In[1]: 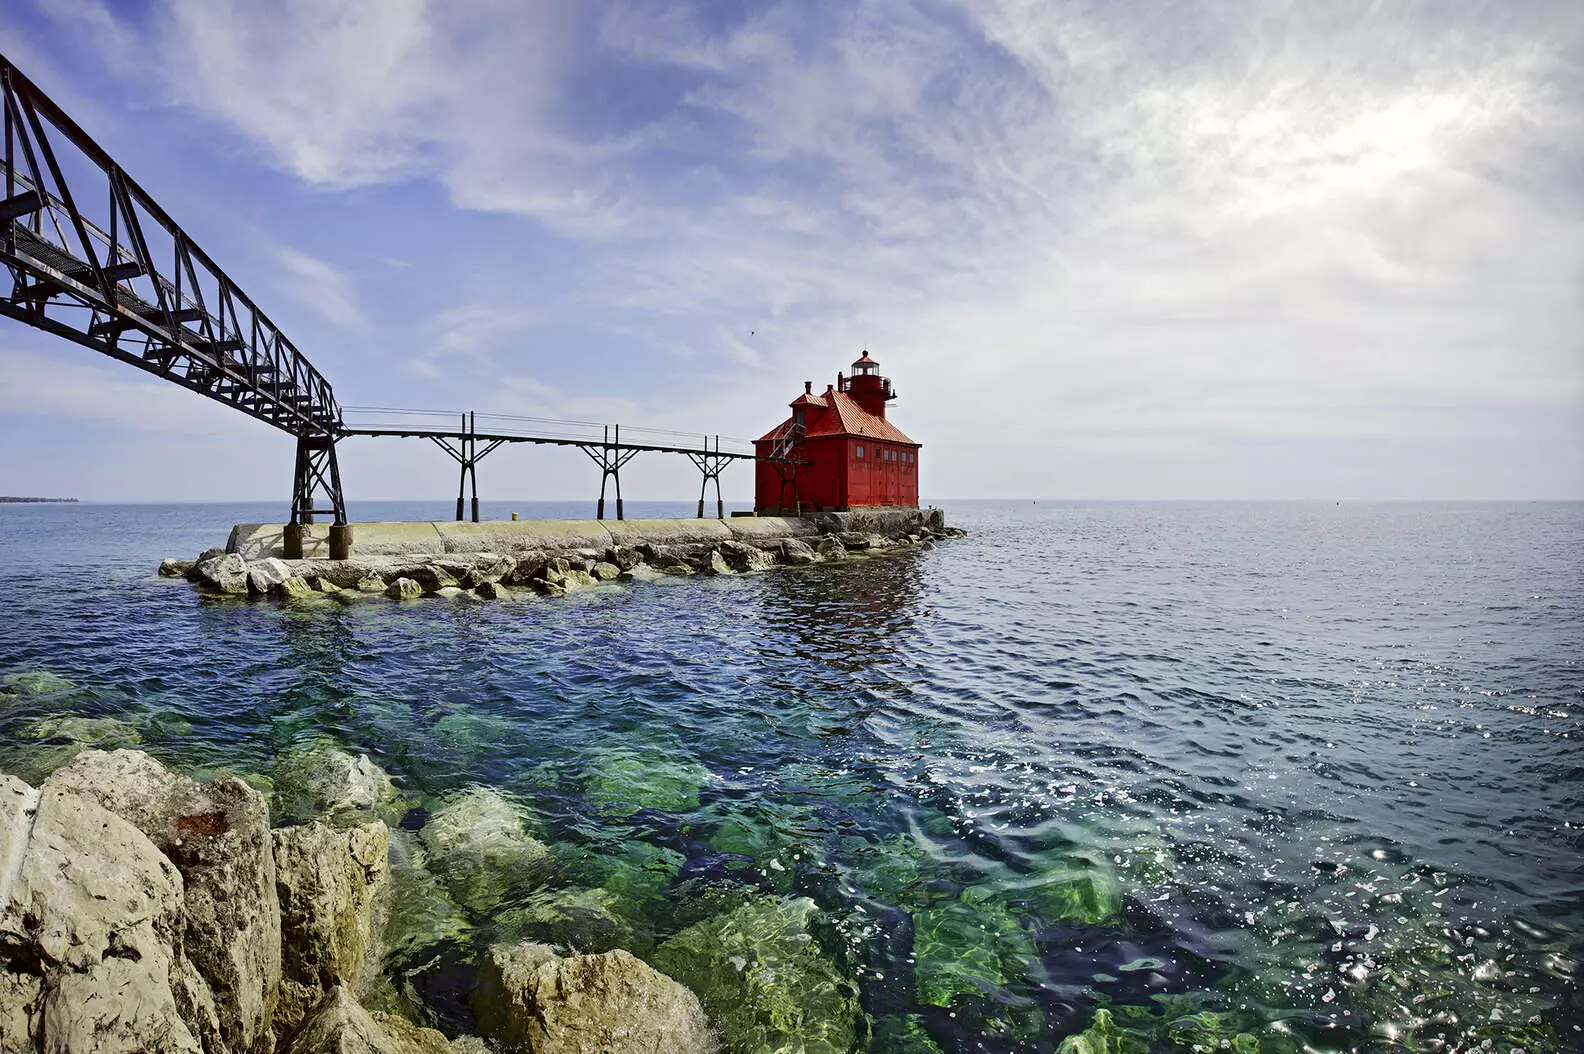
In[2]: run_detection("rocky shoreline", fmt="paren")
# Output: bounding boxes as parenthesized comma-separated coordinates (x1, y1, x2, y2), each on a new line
(160, 511, 965, 603)
(0, 743, 864, 1053)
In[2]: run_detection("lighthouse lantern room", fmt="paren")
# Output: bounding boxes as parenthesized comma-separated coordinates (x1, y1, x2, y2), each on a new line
(755, 351, 920, 514)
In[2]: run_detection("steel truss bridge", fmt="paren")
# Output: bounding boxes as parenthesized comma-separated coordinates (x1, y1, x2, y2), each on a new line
(0, 53, 794, 555)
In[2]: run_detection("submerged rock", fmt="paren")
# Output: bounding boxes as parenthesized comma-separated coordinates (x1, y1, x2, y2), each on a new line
(1057, 1008, 1133, 1054)
(44, 749, 282, 1054)
(1, 669, 76, 695)
(473, 942, 717, 1054)
(19, 713, 143, 748)
(272, 821, 391, 1036)
(651, 896, 857, 1054)
(160, 557, 196, 577)
(418, 785, 552, 913)
(912, 887, 1037, 1010)
(572, 839, 686, 918)
(872, 1014, 947, 1054)
(494, 887, 638, 955)
(0, 773, 202, 1053)
(273, 746, 403, 827)
(582, 745, 709, 818)
(382, 843, 473, 962)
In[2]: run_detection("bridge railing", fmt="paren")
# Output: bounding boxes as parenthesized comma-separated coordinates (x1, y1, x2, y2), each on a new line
(0, 53, 340, 437)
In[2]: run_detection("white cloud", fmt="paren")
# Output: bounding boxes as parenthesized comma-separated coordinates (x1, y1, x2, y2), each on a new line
(25, 0, 1584, 497)
(272, 245, 369, 331)
(0, 340, 267, 436)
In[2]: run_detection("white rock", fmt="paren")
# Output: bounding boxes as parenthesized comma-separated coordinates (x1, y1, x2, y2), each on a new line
(45, 749, 282, 1054)
(271, 821, 391, 1037)
(1, 773, 202, 1053)
(473, 943, 717, 1054)
(246, 557, 293, 595)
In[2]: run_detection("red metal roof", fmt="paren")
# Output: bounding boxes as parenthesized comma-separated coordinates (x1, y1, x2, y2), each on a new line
(758, 388, 917, 445)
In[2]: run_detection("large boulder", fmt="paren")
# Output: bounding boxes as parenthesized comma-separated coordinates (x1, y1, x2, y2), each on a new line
(605, 546, 642, 572)
(460, 555, 516, 589)
(247, 557, 294, 595)
(272, 821, 391, 1036)
(282, 986, 459, 1054)
(274, 575, 320, 601)
(780, 538, 818, 565)
(417, 786, 551, 913)
(159, 557, 195, 577)
(652, 896, 858, 1054)
(272, 746, 403, 827)
(718, 541, 774, 572)
(473, 943, 717, 1054)
(815, 536, 846, 561)
(193, 552, 249, 595)
(0, 773, 203, 1053)
(560, 569, 597, 591)
(405, 565, 459, 594)
(44, 749, 282, 1054)
(385, 578, 423, 601)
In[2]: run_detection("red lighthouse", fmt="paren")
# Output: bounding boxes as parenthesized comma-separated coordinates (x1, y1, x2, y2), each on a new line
(755, 351, 920, 513)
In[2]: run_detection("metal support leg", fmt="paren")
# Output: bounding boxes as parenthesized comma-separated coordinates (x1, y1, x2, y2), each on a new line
(433, 412, 500, 525)
(288, 432, 349, 558)
(584, 424, 638, 524)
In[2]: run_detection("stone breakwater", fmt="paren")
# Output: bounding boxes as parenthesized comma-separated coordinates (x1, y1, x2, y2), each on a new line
(0, 746, 761, 1052)
(159, 509, 963, 602)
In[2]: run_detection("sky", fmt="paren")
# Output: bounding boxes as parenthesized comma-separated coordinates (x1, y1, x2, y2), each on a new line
(0, 0, 1580, 503)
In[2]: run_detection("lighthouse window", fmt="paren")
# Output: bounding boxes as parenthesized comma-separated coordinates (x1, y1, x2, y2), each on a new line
(856, 445, 864, 458)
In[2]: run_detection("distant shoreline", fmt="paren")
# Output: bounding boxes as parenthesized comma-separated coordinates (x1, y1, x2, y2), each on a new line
(0, 496, 79, 503)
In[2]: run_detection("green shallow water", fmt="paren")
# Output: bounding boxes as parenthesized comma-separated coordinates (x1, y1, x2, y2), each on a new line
(0, 499, 1579, 1051)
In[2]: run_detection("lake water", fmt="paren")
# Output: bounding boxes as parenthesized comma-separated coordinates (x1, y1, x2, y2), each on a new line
(0, 500, 1578, 1052)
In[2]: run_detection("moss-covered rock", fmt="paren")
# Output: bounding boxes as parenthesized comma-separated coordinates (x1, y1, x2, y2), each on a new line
(651, 895, 858, 1054)
(693, 800, 821, 892)
(474, 943, 717, 1054)
(1058, 1009, 1146, 1054)
(19, 714, 144, 748)
(418, 785, 552, 913)
(871, 1013, 946, 1053)
(1, 669, 76, 695)
(272, 744, 406, 827)
(912, 887, 1038, 1008)
(494, 887, 638, 956)
(582, 746, 709, 818)
(571, 838, 685, 917)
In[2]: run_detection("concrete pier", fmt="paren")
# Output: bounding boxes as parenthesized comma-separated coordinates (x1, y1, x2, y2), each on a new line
(227, 509, 941, 561)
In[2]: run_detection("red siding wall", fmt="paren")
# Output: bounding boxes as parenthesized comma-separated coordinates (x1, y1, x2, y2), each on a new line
(755, 434, 919, 512)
